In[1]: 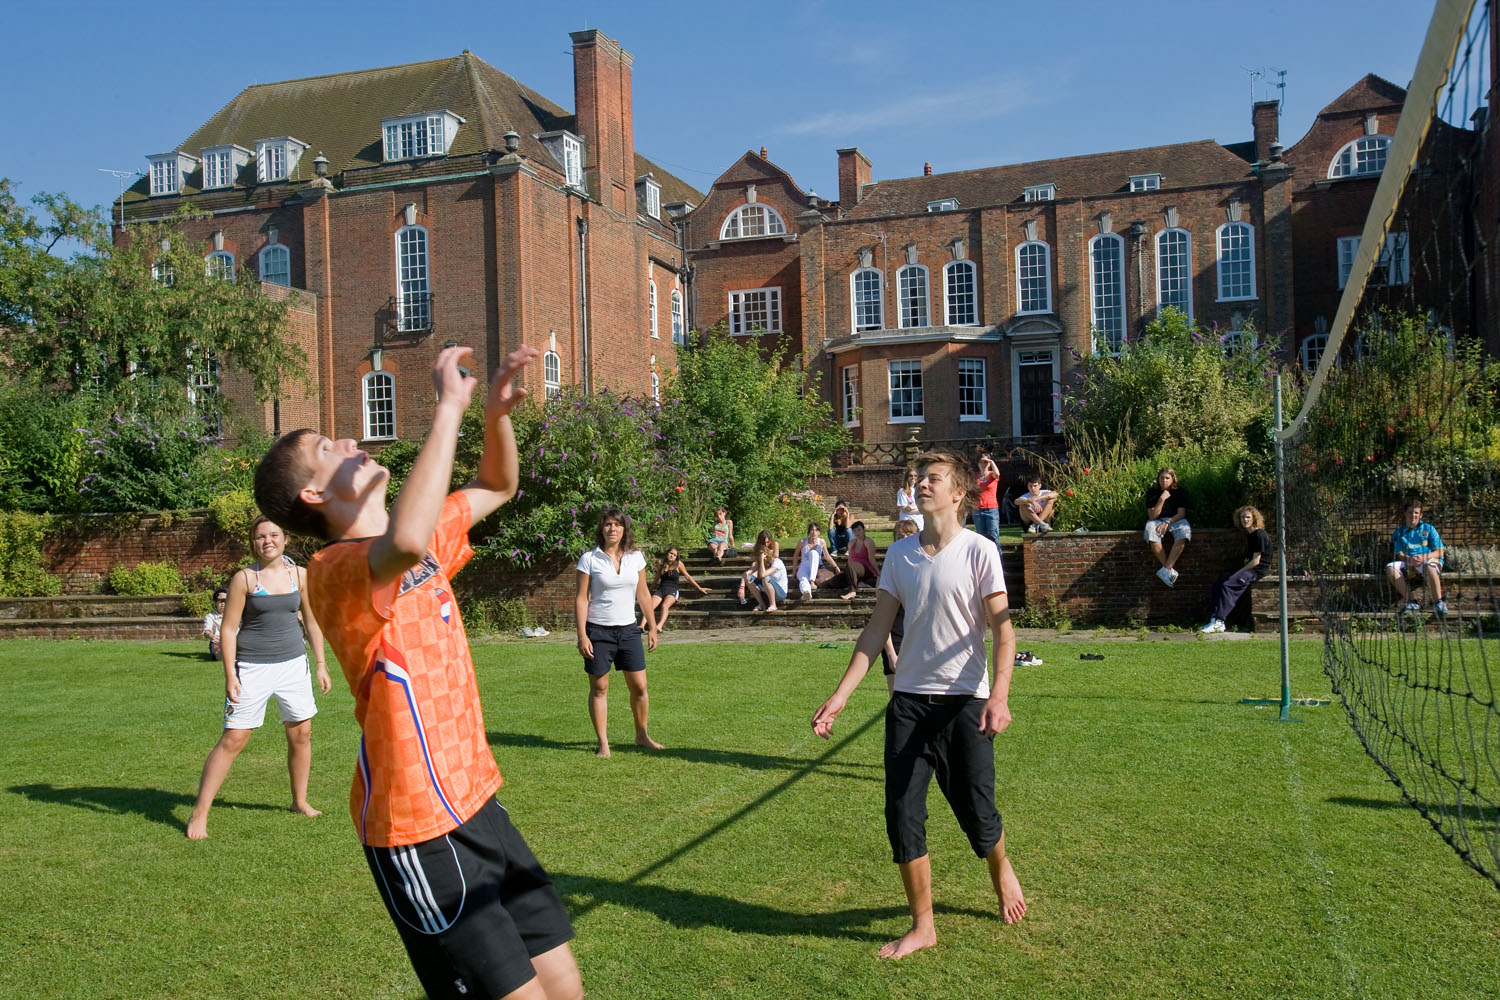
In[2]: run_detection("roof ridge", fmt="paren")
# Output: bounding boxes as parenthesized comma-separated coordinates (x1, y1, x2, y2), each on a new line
(878, 139, 1233, 186)
(241, 55, 459, 91)
(461, 51, 507, 151)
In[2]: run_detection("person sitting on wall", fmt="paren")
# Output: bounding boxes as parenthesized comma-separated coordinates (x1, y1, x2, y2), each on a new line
(1387, 498, 1447, 618)
(1013, 476, 1058, 535)
(1144, 466, 1190, 587)
(1200, 506, 1273, 634)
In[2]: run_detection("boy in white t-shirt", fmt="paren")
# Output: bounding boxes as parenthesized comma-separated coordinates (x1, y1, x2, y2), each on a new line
(813, 448, 1026, 959)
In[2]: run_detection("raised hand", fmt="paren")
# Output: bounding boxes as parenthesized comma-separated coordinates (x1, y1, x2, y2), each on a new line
(488, 344, 540, 417)
(433, 345, 479, 409)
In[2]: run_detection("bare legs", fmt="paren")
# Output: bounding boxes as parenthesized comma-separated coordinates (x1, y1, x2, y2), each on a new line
(186, 721, 319, 839)
(987, 834, 1028, 924)
(500, 941, 583, 1000)
(1150, 536, 1186, 571)
(841, 561, 868, 600)
(880, 835, 1026, 960)
(285, 719, 321, 818)
(588, 671, 662, 757)
(641, 594, 678, 632)
(1389, 563, 1444, 604)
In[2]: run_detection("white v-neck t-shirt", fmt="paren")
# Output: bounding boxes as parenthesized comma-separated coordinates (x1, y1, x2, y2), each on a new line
(878, 530, 1007, 697)
(577, 547, 648, 626)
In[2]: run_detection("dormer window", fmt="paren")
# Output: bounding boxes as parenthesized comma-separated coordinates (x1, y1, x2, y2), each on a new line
(381, 111, 464, 162)
(1130, 173, 1162, 192)
(1023, 183, 1056, 203)
(255, 137, 309, 183)
(720, 203, 786, 240)
(147, 152, 199, 197)
(927, 198, 959, 212)
(201, 145, 252, 190)
(538, 131, 585, 188)
(637, 174, 662, 219)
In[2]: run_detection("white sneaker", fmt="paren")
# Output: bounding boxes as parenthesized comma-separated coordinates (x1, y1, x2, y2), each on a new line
(1200, 619, 1226, 634)
(1156, 566, 1175, 587)
(1038, 522, 1051, 534)
(520, 626, 538, 637)
(1026, 524, 1038, 534)
(533, 626, 549, 637)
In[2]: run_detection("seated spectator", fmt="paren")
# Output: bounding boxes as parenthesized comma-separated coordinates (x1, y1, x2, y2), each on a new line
(1013, 476, 1058, 535)
(706, 507, 735, 565)
(202, 587, 227, 661)
(792, 523, 841, 603)
(840, 521, 880, 601)
(739, 531, 784, 611)
(1144, 466, 1190, 587)
(1387, 498, 1446, 617)
(1200, 507, 1273, 633)
(829, 501, 853, 555)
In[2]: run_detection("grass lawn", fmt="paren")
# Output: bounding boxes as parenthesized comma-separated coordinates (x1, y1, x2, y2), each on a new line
(2, 636, 1497, 999)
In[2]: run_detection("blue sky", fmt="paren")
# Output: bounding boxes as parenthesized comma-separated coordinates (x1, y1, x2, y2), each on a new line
(2, 0, 1441, 226)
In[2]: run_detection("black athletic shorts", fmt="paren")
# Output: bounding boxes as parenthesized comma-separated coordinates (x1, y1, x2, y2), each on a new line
(583, 621, 647, 676)
(880, 610, 906, 676)
(884, 692, 1004, 864)
(364, 797, 575, 1000)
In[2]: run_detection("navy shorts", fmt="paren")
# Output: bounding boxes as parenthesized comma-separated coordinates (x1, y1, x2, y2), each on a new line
(884, 692, 1004, 864)
(583, 621, 647, 676)
(364, 797, 574, 1000)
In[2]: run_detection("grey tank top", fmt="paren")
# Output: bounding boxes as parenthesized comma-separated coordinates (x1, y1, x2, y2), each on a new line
(236, 559, 307, 663)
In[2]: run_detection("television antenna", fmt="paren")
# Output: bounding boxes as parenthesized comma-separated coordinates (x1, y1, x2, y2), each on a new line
(1242, 66, 1287, 115)
(98, 168, 142, 231)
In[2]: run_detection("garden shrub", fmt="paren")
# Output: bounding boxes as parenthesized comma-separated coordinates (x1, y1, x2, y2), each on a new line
(108, 561, 184, 595)
(0, 511, 61, 596)
(459, 596, 532, 636)
(208, 488, 259, 542)
(182, 589, 215, 618)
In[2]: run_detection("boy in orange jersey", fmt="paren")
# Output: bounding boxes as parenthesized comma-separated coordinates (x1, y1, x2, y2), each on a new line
(253, 345, 581, 1000)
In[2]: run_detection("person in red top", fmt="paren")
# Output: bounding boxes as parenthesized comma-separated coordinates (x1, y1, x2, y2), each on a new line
(252, 345, 581, 1000)
(971, 453, 1002, 546)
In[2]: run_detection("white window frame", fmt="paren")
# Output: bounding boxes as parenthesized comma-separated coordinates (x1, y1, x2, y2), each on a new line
(204, 251, 235, 282)
(644, 180, 661, 219)
(1016, 241, 1052, 314)
(887, 359, 924, 423)
(649, 279, 659, 338)
(1328, 135, 1392, 179)
(381, 112, 460, 162)
(851, 268, 884, 332)
(396, 225, 431, 332)
(258, 244, 290, 287)
(897, 264, 930, 329)
(1300, 334, 1328, 371)
(840, 364, 860, 427)
(149, 158, 178, 196)
(670, 289, 685, 344)
(1023, 183, 1056, 203)
(1089, 233, 1126, 355)
(651, 369, 660, 402)
(187, 352, 222, 439)
(957, 357, 987, 421)
(152, 260, 175, 288)
(1130, 173, 1162, 192)
(543, 350, 562, 399)
(1215, 222, 1257, 301)
(944, 259, 977, 326)
(562, 135, 583, 187)
(728, 287, 782, 335)
(362, 370, 396, 441)
(927, 198, 959, 212)
(1337, 233, 1410, 289)
(202, 150, 232, 190)
(719, 203, 787, 240)
(1155, 227, 1193, 320)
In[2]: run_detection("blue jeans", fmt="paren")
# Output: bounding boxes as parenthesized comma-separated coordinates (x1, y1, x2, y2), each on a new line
(972, 507, 1000, 545)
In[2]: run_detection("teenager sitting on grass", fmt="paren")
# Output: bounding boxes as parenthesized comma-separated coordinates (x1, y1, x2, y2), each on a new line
(1200, 506, 1273, 634)
(1145, 466, 1190, 587)
(813, 448, 1026, 960)
(1388, 498, 1447, 618)
(252, 345, 583, 1000)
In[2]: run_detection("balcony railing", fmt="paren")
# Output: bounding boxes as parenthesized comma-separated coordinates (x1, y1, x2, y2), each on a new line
(385, 291, 435, 337)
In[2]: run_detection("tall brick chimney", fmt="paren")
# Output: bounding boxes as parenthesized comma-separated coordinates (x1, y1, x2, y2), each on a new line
(570, 30, 636, 214)
(1252, 99, 1280, 166)
(837, 148, 873, 206)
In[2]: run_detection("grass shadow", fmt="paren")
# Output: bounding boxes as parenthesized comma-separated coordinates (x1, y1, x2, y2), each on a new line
(160, 651, 215, 661)
(488, 731, 880, 781)
(1326, 795, 1408, 810)
(8, 783, 284, 831)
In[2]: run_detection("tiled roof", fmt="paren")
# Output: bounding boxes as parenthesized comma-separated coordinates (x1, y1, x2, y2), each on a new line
(1317, 74, 1406, 116)
(633, 153, 700, 211)
(839, 140, 1255, 219)
(123, 51, 701, 206)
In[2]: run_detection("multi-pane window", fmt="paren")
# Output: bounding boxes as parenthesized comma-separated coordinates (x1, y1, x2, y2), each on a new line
(1337, 233, 1410, 288)
(649, 280, 658, 338)
(188, 353, 222, 439)
(1155, 228, 1193, 319)
(1016, 241, 1051, 314)
(544, 350, 561, 399)
(651, 370, 660, 402)
(720, 204, 787, 239)
(259, 244, 290, 287)
(1023, 184, 1056, 202)
(671, 290, 685, 344)
(1216, 222, 1256, 300)
(205, 252, 235, 282)
(841, 365, 860, 426)
(203, 150, 233, 189)
(383, 115, 448, 161)
(644, 182, 660, 219)
(728, 288, 782, 335)
(1328, 136, 1392, 178)
(888, 360, 923, 420)
(258, 143, 287, 182)
(897, 265, 929, 329)
(152, 261, 175, 288)
(1089, 233, 1125, 354)
(396, 226, 430, 331)
(362, 371, 396, 440)
(927, 198, 959, 212)
(1300, 334, 1328, 371)
(1130, 173, 1162, 192)
(852, 268, 884, 331)
(562, 136, 583, 187)
(958, 358, 986, 420)
(149, 159, 178, 196)
(945, 260, 977, 326)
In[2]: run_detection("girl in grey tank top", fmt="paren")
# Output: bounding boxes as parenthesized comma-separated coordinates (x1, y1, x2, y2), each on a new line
(186, 517, 330, 841)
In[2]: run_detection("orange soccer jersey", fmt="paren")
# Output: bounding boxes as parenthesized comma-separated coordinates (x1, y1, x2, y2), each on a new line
(308, 492, 502, 847)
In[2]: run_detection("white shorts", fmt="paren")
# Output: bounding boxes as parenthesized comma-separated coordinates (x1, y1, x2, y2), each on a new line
(224, 654, 317, 729)
(1387, 559, 1442, 577)
(1145, 519, 1191, 543)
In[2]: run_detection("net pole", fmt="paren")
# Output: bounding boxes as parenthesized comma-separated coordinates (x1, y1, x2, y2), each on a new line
(1274, 374, 1292, 722)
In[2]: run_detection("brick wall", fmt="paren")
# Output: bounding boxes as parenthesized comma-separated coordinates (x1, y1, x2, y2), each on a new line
(455, 555, 578, 621)
(43, 513, 245, 593)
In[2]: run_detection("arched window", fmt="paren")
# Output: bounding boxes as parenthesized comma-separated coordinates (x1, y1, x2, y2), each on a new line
(1155, 228, 1193, 319)
(543, 351, 561, 399)
(897, 264, 929, 329)
(943, 260, 977, 326)
(362, 370, 396, 440)
(1016, 241, 1051, 314)
(720, 203, 786, 239)
(395, 225, 430, 331)
(1089, 233, 1125, 354)
(1215, 222, 1256, 301)
(649, 279, 658, 338)
(259, 244, 290, 287)
(1300, 334, 1328, 371)
(851, 267, 884, 332)
(671, 290, 685, 344)
(205, 251, 235, 281)
(1328, 135, 1392, 178)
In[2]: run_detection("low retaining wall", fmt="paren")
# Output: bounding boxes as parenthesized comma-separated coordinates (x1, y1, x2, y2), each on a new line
(43, 512, 244, 593)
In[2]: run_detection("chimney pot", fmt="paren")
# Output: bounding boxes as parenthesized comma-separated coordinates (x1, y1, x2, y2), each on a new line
(760, 146, 768, 159)
(504, 130, 520, 154)
(924, 162, 932, 176)
(313, 153, 328, 177)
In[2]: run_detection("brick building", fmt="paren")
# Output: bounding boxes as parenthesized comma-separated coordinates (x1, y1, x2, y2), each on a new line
(117, 31, 699, 445)
(683, 73, 1484, 445)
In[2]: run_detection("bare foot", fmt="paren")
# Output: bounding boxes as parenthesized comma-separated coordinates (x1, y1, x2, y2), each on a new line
(635, 734, 665, 750)
(596, 743, 612, 758)
(998, 856, 1027, 924)
(293, 803, 322, 818)
(878, 924, 937, 959)
(840, 591, 855, 601)
(185, 813, 208, 840)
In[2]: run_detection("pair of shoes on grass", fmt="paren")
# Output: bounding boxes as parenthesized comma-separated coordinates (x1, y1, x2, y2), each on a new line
(519, 626, 550, 638)
(1200, 618, 1226, 634)
(1156, 566, 1179, 587)
(1014, 651, 1043, 666)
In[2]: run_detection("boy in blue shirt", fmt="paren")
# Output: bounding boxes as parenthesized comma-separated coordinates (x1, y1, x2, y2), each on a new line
(1387, 499, 1446, 617)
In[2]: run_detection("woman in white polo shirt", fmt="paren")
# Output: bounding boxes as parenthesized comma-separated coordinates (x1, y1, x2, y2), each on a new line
(575, 507, 661, 758)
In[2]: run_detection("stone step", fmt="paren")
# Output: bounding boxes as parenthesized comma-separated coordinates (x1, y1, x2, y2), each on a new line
(0, 616, 203, 641)
(0, 594, 192, 620)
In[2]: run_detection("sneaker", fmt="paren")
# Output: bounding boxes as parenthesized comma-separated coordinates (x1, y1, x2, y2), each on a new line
(1014, 651, 1044, 666)
(520, 626, 539, 638)
(1038, 522, 1052, 534)
(1156, 566, 1177, 587)
(1200, 619, 1226, 634)
(1026, 524, 1038, 534)
(1434, 600, 1448, 618)
(1403, 601, 1421, 613)
(533, 626, 549, 637)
